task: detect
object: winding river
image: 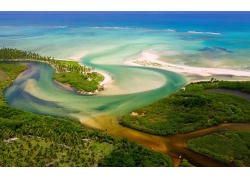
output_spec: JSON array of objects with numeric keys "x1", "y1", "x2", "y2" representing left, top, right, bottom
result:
[{"x1": 4, "y1": 60, "x2": 250, "y2": 167}]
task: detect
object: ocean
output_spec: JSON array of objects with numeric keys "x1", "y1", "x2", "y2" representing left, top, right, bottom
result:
[
  {"x1": 1, "y1": 12, "x2": 250, "y2": 69},
  {"x1": 2, "y1": 11, "x2": 250, "y2": 166},
  {"x1": 1, "y1": 11, "x2": 250, "y2": 122}
]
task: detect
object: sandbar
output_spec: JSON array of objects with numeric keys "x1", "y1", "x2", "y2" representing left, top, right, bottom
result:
[{"x1": 124, "y1": 50, "x2": 250, "y2": 83}]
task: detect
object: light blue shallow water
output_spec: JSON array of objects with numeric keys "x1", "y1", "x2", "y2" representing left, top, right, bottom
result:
[
  {"x1": 1, "y1": 12, "x2": 250, "y2": 122},
  {"x1": 4, "y1": 62, "x2": 187, "y2": 120},
  {"x1": 2, "y1": 12, "x2": 250, "y2": 165}
]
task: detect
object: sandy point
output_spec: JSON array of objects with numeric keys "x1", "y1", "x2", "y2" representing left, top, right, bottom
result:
[
  {"x1": 94, "y1": 70, "x2": 113, "y2": 87},
  {"x1": 124, "y1": 50, "x2": 250, "y2": 82},
  {"x1": 55, "y1": 52, "x2": 113, "y2": 89}
]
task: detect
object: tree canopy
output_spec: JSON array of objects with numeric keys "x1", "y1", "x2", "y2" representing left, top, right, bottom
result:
[{"x1": 120, "y1": 81, "x2": 250, "y2": 135}]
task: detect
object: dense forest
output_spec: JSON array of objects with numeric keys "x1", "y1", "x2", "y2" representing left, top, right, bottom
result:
[
  {"x1": 0, "y1": 63, "x2": 173, "y2": 167},
  {"x1": 187, "y1": 130, "x2": 250, "y2": 166},
  {"x1": 0, "y1": 48, "x2": 104, "y2": 93},
  {"x1": 120, "y1": 80, "x2": 250, "y2": 135},
  {"x1": 99, "y1": 137, "x2": 172, "y2": 167}
]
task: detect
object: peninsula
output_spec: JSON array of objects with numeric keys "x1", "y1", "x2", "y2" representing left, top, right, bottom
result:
[{"x1": 0, "y1": 47, "x2": 111, "y2": 94}]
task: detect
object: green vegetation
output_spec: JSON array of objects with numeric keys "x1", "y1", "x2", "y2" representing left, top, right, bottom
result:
[
  {"x1": 99, "y1": 138, "x2": 172, "y2": 167},
  {"x1": 53, "y1": 71, "x2": 104, "y2": 93},
  {"x1": 0, "y1": 63, "x2": 172, "y2": 167},
  {"x1": 49, "y1": 60, "x2": 93, "y2": 74},
  {"x1": 187, "y1": 131, "x2": 250, "y2": 166},
  {"x1": 120, "y1": 80, "x2": 250, "y2": 135},
  {"x1": 0, "y1": 64, "x2": 28, "y2": 105},
  {"x1": 0, "y1": 104, "x2": 114, "y2": 167},
  {"x1": 204, "y1": 80, "x2": 250, "y2": 93},
  {"x1": 0, "y1": 133, "x2": 114, "y2": 167},
  {"x1": 0, "y1": 47, "x2": 104, "y2": 93},
  {"x1": 0, "y1": 47, "x2": 54, "y2": 61},
  {"x1": 179, "y1": 159, "x2": 195, "y2": 167}
]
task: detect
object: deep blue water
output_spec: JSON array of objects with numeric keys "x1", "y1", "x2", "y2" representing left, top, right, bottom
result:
[
  {"x1": 1, "y1": 11, "x2": 250, "y2": 31},
  {"x1": 1, "y1": 12, "x2": 250, "y2": 57}
]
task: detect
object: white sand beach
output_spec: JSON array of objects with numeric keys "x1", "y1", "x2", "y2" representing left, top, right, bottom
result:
[
  {"x1": 94, "y1": 70, "x2": 113, "y2": 87},
  {"x1": 55, "y1": 53, "x2": 113, "y2": 88},
  {"x1": 124, "y1": 50, "x2": 250, "y2": 82}
]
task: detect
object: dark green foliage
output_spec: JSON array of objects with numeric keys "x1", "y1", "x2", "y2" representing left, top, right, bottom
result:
[
  {"x1": 179, "y1": 159, "x2": 195, "y2": 167},
  {"x1": 0, "y1": 47, "x2": 53, "y2": 61},
  {"x1": 203, "y1": 81, "x2": 250, "y2": 93},
  {"x1": 0, "y1": 106, "x2": 115, "y2": 167},
  {"x1": 120, "y1": 81, "x2": 250, "y2": 135},
  {"x1": 53, "y1": 72, "x2": 104, "y2": 93},
  {"x1": 98, "y1": 138, "x2": 173, "y2": 167},
  {"x1": 51, "y1": 61, "x2": 104, "y2": 93},
  {"x1": 187, "y1": 131, "x2": 250, "y2": 166}
]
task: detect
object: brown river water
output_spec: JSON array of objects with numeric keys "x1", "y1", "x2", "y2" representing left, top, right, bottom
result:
[
  {"x1": 81, "y1": 89, "x2": 250, "y2": 167},
  {"x1": 82, "y1": 114, "x2": 250, "y2": 167}
]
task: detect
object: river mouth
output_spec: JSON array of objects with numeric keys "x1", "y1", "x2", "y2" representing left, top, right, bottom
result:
[
  {"x1": 80, "y1": 113, "x2": 250, "y2": 167},
  {"x1": 4, "y1": 61, "x2": 250, "y2": 167}
]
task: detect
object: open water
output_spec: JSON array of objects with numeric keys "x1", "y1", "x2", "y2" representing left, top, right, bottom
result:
[
  {"x1": 2, "y1": 12, "x2": 250, "y2": 166},
  {"x1": 2, "y1": 12, "x2": 250, "y2": 120}
]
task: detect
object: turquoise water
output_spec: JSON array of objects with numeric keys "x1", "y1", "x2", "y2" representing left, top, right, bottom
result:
[
  {"x1": 4, "y1": 62, "x2": 186, "y2": 121},
  {"x1": 2, "y1": 12, "x2": 250, "y2": 165},
  {"x1": 1, "y1": 12, "x2": 250, "y2": 123},
  {"x1": 1, "y1": 12, "x2": 250, "y2": 69}
]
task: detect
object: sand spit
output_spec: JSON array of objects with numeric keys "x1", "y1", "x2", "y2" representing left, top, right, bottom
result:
[
  {"x1": 93, "y1": 70, "x2": 113, "y2": 87},
  {"x1": 54, "y1": 51, "x2": 88, "y2": 61},
  {"x1": 124, "y1": 50, "x2": 250, "y2": 82},
  {"x1": 55, "y1": 52, "x2": 113, "y2": 89}
]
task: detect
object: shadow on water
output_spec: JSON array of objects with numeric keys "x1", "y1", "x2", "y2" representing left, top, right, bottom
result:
[{"x1": 208, "y1": 88, "x2": 250, "y2": 100}]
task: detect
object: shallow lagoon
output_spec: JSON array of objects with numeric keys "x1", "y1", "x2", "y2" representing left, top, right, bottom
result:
[
  {"x1": 4, "y1": 62, "x2": 187, "y2": 120},
  {"x1": 2, "y1": 12, "x2": 250, "y2": 166}
]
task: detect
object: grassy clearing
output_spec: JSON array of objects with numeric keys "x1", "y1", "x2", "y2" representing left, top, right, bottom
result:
[{"x1": 56, "y1": 60, "x2": 80, "y2": 66}]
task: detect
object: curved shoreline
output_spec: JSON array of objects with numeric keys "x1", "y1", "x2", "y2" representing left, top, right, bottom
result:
[
  {"x1": 53, "y1": 79, "x2": 76, "y2": 92},
  {"x1": 124, "y1": 50, "x2": 250, "y2": 83},
  {"x1": 54, "y1": 58, "x2": 113, "y2": 91}
]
